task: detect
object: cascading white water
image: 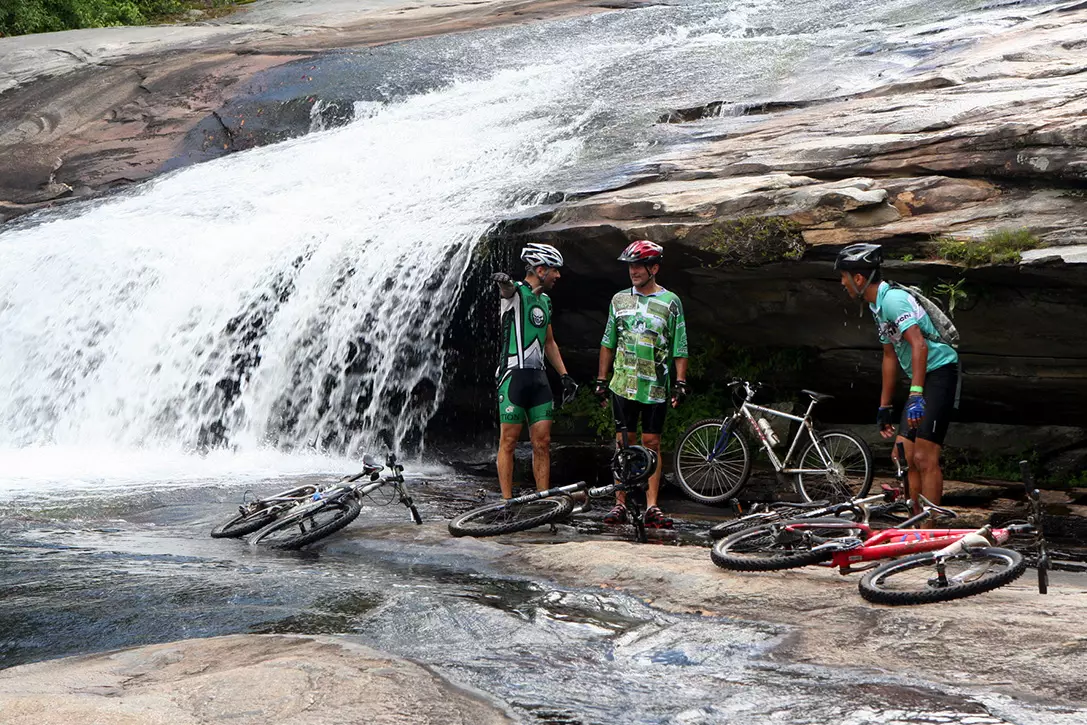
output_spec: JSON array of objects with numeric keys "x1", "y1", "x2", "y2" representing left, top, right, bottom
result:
[
  {"x1": 0, "y1": 61, "x2": 588, "y2": 460},
  {"x1": 0, "y1": 0, "x2": 1066, "y2": 485}
]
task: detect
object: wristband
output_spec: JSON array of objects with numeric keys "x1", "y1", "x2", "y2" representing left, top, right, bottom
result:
[{"x1": 909, "y1": 385, "x2": 924, "y2": 394}]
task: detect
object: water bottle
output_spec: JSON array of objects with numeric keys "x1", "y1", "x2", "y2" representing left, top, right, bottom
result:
[{"x1": 758, "y1": 418, "x2": 779, "y2": 447}]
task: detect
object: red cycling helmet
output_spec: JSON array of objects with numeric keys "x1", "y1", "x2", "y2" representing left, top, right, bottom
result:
[{"x1": 618, "y1": 240, "x2": 663, "y2": 264}]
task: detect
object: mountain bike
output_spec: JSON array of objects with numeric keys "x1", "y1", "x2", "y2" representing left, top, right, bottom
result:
[
  {"x1": 706, "y1": 484, "x2": 907, "y2": 540},
  {"x1": 674, "y1": 380, "x2": 873, "y2": 505},
  {"x1": 448, "y1": 438, "x2": 658, "y2": 543},
  {"x1": 711, "y1": 455, "x2": 1048, "y2": 605},
  {"x1": 211, "y1": 453, "x2": 421, "y2": 550}
]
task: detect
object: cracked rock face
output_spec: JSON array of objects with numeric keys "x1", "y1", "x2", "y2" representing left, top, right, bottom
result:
[
  {"x1": 485, "y1": 5, "x2": 1087, "y2": 435},
  {"x1": 0, "y1": 634, "x2": 512, "y2": 725}
]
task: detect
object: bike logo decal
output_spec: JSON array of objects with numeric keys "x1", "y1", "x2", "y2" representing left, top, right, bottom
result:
[{"x1": 529, "y1": 305, "x2": 546, "y2": 327}]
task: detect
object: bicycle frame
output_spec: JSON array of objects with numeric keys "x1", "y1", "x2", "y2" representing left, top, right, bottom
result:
[{"x1": 710, "y1": 390, "x2": 830, "y2": 475}]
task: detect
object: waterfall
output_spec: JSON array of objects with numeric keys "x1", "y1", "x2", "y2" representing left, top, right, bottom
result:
[{"x1": 0, "y1": 0, "x2": 1058, "y2": 478}]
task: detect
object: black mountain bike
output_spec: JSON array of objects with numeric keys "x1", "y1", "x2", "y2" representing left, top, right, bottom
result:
[{"x1": 449, "y1": 437, "x2": 659, "y2": 542}]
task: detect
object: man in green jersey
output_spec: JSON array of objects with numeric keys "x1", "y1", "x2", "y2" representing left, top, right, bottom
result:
[
  {"x1": 494, "y1": 243, "x2": 578, "y2": 500},
  {"x1": 593, "y1": 240, "x2": 689, "y2": 529},
  {"x1": 836, "y1": 243, "x2": 960, "y2": 520}
]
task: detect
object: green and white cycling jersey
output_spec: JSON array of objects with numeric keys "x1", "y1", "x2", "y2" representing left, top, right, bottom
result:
[
  {"x1": 870, "y1": 281, "x2": 958, "y2": 378},
  {"x1": 496, "y1": 281, "x2": 552, "y2": 381},
  {"x1": 602, "y1": 287, "x2": 688, "y2": 404}
]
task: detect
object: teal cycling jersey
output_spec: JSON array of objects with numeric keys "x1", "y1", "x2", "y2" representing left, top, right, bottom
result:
[{"x1": 869, "y1": 281, "x2": 958, "y2": 377}]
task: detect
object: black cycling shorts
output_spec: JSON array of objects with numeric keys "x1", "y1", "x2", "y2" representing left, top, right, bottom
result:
[
  {"x1": 611, "y1": 394, "x2": 668, "y2": 436},
  {"x1": 899, "y1": 362, "x2": 959, "y2": 446}
]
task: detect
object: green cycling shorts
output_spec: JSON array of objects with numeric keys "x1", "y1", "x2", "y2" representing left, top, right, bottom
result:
[{"x1": 497, "y1": 369, "x2": 553, "y2": 426}]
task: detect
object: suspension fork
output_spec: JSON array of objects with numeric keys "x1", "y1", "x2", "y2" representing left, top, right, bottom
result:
[{"x1": 708, "y1": 415, "x2": 740, "y2": 461}]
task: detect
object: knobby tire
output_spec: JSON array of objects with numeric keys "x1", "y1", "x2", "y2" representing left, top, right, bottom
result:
[
  {"x1": 795, "y1": 429, "x2": 874, "y2": 503},
  {"x1": 210, "y1": 508, "x2": 279, "y2": 538},
  {"x1": 250, "y1": 496, "x2": 362, "y2": 550},
  {"x1": 859, "y1": 547, "x2": 1027, "y2": 605},
  {"x1": 711, "y1": 517, "x2": 861, "y2": 572},
  {"x1": 448, "y1": 496, "x2": 574, "y2": 537},
  {"x1": 673, "y1": 418, "x2": 752, "y2": 504}
]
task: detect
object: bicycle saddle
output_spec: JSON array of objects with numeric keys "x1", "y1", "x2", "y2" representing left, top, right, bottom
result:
[
  {"x1": 361, "y1": 454, "x2": 384, "y2": 475},
  {"x1": 918, "y1": 495, "x2": 957, "y2": 519},
  {"x1": 800, "y1": 389, "x2": 834, "y2": 403}
]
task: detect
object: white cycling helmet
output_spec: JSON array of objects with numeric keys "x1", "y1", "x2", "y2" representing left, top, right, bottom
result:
[{"x1": 521, "y1": 243, "x2": 564, "y2": 269}]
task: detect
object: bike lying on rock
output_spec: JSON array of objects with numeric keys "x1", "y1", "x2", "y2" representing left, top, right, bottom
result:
[
  {"x1": 711, "y1": 449, "x2": 1049, "y2": 605},
  {"x1": 211, "y1": 453, "x2": 421, "y2": 550},
  {"x1": 707, "y1": 484, "x2": 907, "y2": 540},
  {"x1": 674, "y1": 380, "x2": 873, "y2": 506},
  {"x1": 448, "y1": 439, "x2": 659, "y2": 542}
]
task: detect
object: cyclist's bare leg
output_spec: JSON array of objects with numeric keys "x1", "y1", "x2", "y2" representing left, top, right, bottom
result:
[
  {"x1": 497, "y1": 423, "x2": 523, "y2": 499},
  {"x1": 641, "y1": 433, "x2": 663, "y2": 509},
  {"x1": 912, "y1": 436, "x2": 944, "y2": 511},
  {"x1": 613, "y1": 431, "x2": 639, "y2": 507},
  {"x1": 529, "y1": 419, "x2": 552, "y2": 492},
  {"x1": 896, "y1": 435, "x2": 920, "y2": 512}
]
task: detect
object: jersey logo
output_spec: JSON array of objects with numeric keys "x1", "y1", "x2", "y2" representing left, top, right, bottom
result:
[{"x1": 529, "y1": 305, "x2": 546, "y2": 328}]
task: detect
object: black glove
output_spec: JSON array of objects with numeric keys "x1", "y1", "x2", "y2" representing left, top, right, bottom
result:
[
  {"x1": 876, "y1": 405, "x2": 895, "y2": 429},
  {"x1": 592, "y1": 378, "x2": 609, "y2": 401},
  {"x1": 560, "y1": 374, "x2": 578, "y2": 406},
  {"x1": 672, "y1": 380, "x2": 689, "y2": 407},
  {"x1": 491, "y1": 272, "x2": 511, "y2": 285}
]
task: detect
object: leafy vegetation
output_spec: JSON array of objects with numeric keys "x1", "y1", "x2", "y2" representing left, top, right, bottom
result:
[
  {"x1": 932, "y1": 228, "x2": 1042, "y2": 267},
  {"x1": 942, "y1": 447, "x2": 1087, "y2": 488},
  {"x1": 932, "y1": 278, "x2": 968, "y2": 318},
  {"x1": 555, "y1": 338, "x2": 813, "y2": 453},
  {"x1": 0, "y1": 0, "x2": 249, "y2": 36},
  {"x1": 703, "y1": 216, "x2": 805, "y2": 267}
]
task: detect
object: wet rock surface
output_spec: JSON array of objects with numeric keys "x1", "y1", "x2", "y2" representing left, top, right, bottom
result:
[
  {"x1": 0, "y1": 633, "x2": 513, "y2": 725},
  {"x1": 0, "y1": 0, "x2": 652, "y2": 223},
  {"x1": 507, "y1": 539, "x2": 1087, "y2": 706}
]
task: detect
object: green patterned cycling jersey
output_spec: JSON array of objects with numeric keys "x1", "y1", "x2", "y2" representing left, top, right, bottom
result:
[
  {"x1": 602, "y1": 287, "x2": 688, "y2": 404},
  {"x1": 869, "y1": 281, "x2": 959, "y2": 378},
  {"x1": 496, "y1": 281, "x2": 552, "y2": 382}
]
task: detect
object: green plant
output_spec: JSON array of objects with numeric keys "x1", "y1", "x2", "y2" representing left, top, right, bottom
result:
[
  {"x1": 900, "y1": 253, "x2": 915, "y2": 263},
  {"x1": 932, "y1": 278, "x2": 968, "y2": 318},
  {"x1": 0, "y1": 0, "x2": 244, "y2": 36},
  {"x1": 933, "y1": 228, "x2": 1042, "y2": 267},
  {"x1": 702, "y1": 216, "x2": 805, "y2": 267}
]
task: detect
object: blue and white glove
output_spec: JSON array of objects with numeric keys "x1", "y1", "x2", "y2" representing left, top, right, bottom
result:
[{"x1": 905, "y1": 394, "x2": 926, "y2": 430}]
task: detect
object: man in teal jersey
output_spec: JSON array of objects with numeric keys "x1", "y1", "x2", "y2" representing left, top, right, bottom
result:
[
  {"x1": 836, "y1": 243, "x2": 960, "y2": 519},
  {"x1": 593, "y1": 240, "x2": 689, "y2": 529},
  {"x1": 494, "y1": 243, "x2": 577, "y2": 500}
]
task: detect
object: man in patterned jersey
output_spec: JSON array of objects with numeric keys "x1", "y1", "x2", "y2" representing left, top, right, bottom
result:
[
  {"x1": 493, "y1": 243, "x2": 578, "y2": 500},
  {"x1": 836, "y1": 243, "x2": 960, "y2": 522},
  {"x1": 593, "y1": 240, "x2": 689, "y2": 529}
]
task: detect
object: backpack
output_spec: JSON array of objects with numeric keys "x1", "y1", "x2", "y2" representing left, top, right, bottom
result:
[{"x1": 887, "y1": 281, "x2": 960, "y2": 349}]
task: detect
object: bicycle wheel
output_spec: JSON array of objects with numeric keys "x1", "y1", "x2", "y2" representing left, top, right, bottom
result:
[
  {"x1": 448, "y1": 496, "x2": 574, "y2": 537},
  {"x1": 210, "y1": 507, "x2": 278, "y2": 538},
  {"x1": 795, "y1": 429, "x2": 873, "y2": 503},
  {"x1": 710, "y1": 518, "x2": 861, "y2": 572},
  {"x1": 708, "y1": 511, "x2": 781, "y2": 540},
  {"x1": 673, "y1": 418, "x2": 751, "y2": 504},
  {"x1": 249, "y1": 496, "x2": 362, "y2": 550},
  {"x1": 859, "y1": 547, "x2": 1027, "y2": 605}
]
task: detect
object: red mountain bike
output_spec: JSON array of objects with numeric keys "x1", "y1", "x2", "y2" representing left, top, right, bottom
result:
[{"x1": 711, "y1": 449, "x2": 1049, "y2": 605}]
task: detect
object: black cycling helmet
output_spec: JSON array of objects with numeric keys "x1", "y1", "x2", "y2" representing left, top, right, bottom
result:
[
  {"x1": 611, "y1": 444, "x2": 658, "y2": 486},
  {"x1": 834, "y1": 243, "x2": 883, "y2": 272}
]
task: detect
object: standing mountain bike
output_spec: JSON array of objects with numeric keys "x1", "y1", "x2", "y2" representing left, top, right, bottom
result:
[
  {"x1": 211, "y1": 453, "x2": 421, "y2": 550},
  {"x1": 674, "y1": 380, "x2": 873, "y2": 505}
]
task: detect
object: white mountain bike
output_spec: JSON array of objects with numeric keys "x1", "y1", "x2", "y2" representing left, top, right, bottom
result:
[{"x1": 673, "y1": 380, "x2": 873, "y2": 505}]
